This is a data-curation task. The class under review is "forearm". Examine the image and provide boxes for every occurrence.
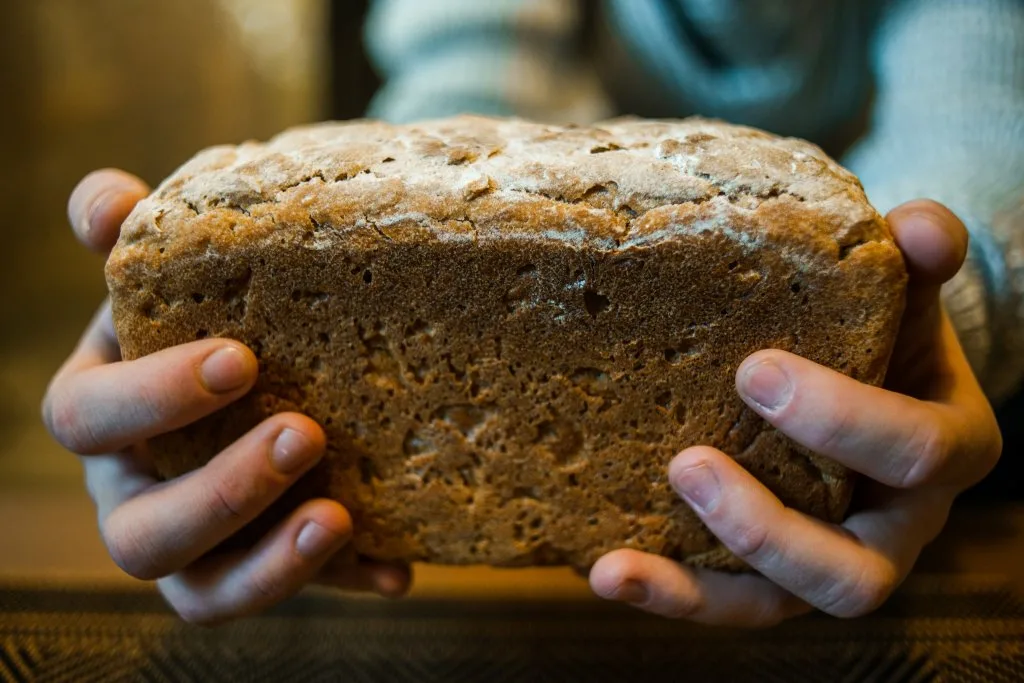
[363,0,610,124]
[843,0,1024,405]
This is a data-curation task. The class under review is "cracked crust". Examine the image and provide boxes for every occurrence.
[106,115,907,570]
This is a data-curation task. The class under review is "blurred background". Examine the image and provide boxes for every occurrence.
[0,0,1019,584]
[0,0,378,492]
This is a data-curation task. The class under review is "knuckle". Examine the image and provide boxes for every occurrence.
[895,422,952,489]
[746,587,803,628]
[660,593,703,620]
[124,379,180,434]
[206,477,250,525]
[43,392,101,454]
[103,514,166,581]
[728,522,773,562]
[820,559,898,618]
[171,598,218,627]
[814,409,855,456]
[247,567,287,603]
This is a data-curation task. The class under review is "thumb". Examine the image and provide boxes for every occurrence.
[881,200,972,396]
[68,169,151,254]
[885,199,969,309]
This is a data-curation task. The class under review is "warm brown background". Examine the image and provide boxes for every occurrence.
[0,0,377,491]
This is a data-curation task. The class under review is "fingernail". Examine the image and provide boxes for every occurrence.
[199,346,251,393]
[272,428,317,474]
[82,188,116,237]
[296,521,342,559]
[673,464,721,514]
[739,359,793,411]
[616,579,648,605]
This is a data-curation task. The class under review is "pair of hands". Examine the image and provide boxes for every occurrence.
[44,170,1002,626]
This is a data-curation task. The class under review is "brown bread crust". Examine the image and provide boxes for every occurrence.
[106,115,907,570]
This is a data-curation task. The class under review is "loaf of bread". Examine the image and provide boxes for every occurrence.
[106,115,906,571]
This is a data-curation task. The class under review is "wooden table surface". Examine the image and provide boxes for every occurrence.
[3,484,1021,601]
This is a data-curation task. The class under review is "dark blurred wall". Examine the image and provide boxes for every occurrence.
[0,0,378,488]
[330,0,380,120]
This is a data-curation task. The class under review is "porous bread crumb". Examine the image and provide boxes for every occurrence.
[106,115,907,570]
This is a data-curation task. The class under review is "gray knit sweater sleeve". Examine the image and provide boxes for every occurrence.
[842,0,1024,404]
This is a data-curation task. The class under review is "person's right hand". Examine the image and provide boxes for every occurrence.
[43,170,411,625]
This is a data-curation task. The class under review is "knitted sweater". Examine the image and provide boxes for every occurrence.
[364,0,1024,405]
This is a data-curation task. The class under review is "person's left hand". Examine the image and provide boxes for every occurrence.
[588,199,1003,626]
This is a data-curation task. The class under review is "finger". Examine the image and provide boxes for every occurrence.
[68,169,150,253]
[81,449,160,522]
[43,337,257,455]
[158,499,352,626]
[315,562,413,598]
[735,349,979,489]
[42,299,122,439]
[667,447,925,618]
[99,414,326,580]
[842,482,955,574]
[885,200,969,299]
[590,549,809,627]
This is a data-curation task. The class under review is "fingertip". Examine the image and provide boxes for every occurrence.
[886,200,968,286]
[591,550,703,619]
[196,342,259,395]
[273,411,327,455]
[736,348,790,379]
[293,501,353,562]
[68,169,150,253]
[372,564,412,598]
[588,549,644,601]
[668,446,722,480]
[305,499,353,541]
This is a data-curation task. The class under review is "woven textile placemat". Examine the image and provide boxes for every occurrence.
[1,575,1023,682]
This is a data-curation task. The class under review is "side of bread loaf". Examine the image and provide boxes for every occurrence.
[106,115,906,570]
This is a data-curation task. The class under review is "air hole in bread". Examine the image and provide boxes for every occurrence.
[458,466,476,486]
[363,269,373,284]
[512,487,540,500]
[570,367,612,398]
[405,319,434,337]
[402,430,432,456]
[534,419,584,463]
[583,290,611,317]
[666,338,700,363]
[358,457,376,484]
